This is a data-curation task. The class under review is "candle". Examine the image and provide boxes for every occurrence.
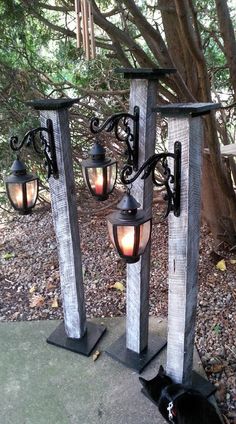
[14,187,23,208]
[120,230,134,256]
[95,174,104,195]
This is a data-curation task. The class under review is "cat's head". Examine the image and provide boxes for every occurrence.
[139,365,173,404]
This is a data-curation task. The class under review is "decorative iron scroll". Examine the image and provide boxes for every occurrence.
[90,106,139,172]
[10,119,58,179]
[120,141,182,217]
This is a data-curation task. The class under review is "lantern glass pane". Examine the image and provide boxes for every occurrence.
[138,220,151,254]
[7,183,24,209]
[107,163,117,192]
[107,220,115,246]
[87,167,104,196]
[26,180,38,208]
[117,225,135,257]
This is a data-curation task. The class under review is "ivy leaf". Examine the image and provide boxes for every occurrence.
[216,259,226,271]
[213,323,221,334]
[2,252,15,260]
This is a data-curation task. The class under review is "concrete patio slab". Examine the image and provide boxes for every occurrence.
[0,317,216,424]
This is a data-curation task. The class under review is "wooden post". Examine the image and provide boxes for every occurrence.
[27,99,106,356]
[106,69,176,372]
[155,103,220,386]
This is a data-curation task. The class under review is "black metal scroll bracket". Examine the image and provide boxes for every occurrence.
[9,119,58,179]
[90,106,139,172]
[121,141,182,218]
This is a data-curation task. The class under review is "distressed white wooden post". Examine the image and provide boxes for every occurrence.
[28,99,106,356]
[155,103,220,387]
[106,69,175,372]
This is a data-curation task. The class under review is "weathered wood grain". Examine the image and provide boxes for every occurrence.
[126,79,158,353]
[166,116,203,384]
[40,108,86,339]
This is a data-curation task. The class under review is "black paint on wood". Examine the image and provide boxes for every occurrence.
[105,333,166,373]
[47,321,106,356]
[26,98,79,110]
[154,102,221,116]
[115,68,176,80]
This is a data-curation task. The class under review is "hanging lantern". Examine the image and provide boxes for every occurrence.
[106,192,152,263]
[5,157,39,215]
[81,141,117,201]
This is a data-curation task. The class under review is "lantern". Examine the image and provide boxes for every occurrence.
[81,142,117,201]
[107,192,152,263]
[5,158,39,215]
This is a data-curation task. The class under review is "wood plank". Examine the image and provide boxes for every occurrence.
[166,116,203,385]
[126,79,159,353]
[39,108,86,339]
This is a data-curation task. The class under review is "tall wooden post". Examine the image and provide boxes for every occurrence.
[28,99,106,356]
[155,103,220,388]
[106,69,175,372]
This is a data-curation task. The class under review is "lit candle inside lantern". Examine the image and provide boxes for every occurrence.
[15,188,23,208]
[95,174,104,195]
[120,231,134,256]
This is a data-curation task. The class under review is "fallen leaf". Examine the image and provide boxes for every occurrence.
[216,259,226,271]
[111,282,125,292]
[51,296,59,308]
[46,281,57,290]
[230,259,236,265]
[2,252,15,260]
[92,350,100,361]
[11,311,20,320]
[30,295,45,308]
[29,286,36,294]
[209,363,225,373]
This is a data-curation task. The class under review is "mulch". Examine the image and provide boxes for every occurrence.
[0,198,235,423]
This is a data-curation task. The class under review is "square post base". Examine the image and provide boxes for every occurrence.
[105,333,166,373]
[47,321,106,357]
[141,370,216,404]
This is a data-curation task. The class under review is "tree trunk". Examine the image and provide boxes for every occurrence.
[215,0,236,99]
[159,0,236,246]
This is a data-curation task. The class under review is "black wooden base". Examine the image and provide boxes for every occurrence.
[105,333,166,373]
[192,370,217,397]
[141,370,216,405]
[47,321,106,357]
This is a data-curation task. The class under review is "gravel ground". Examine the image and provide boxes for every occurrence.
[0,201,235,423]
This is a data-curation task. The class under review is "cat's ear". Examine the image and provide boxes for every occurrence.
[158,365,165,376]
[139,376,148,388]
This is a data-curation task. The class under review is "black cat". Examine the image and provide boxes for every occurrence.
[139,365,222,424]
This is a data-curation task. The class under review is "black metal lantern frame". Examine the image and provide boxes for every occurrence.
[5,118,59,214]
[9,118,58,180]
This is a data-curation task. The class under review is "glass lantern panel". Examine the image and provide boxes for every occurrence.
[26,180,38,208]
[87,167,105,196]
[138,220,151,254]
[117,226,135,257]
[107,163,117,193]
[7,183,24,209]
[107,220,115,246]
